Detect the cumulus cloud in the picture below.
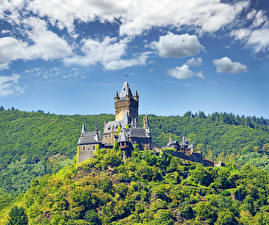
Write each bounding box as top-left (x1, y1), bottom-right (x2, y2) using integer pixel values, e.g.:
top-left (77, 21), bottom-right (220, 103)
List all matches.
top-left (64, 36), bottom-right (149, 70)
top-left (231, 28), bottom-right (269, 53)
top-left (0, 0), bottom-right (246, 36)
top-left (231, 9), bottom-right (269, 53)
top-left (0, 73), bottom-right (23, 96)
top-left (151, 32), bottom-right (203, 58)
top-left (167, 64), bottom-right (204, 80)
top-left (213, 57), bottom-right (247, 74)
top-left (0, 17), bottom-right (72, 70)
top-left (247, 29), bottom-right (269, 53)
top-left (186, 57), bottom-right (203, 67)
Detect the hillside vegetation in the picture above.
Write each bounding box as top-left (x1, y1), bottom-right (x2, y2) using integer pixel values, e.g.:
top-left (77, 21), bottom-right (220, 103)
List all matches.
top-left (2, 148), bottom-right (269, 224)
top-left (0, 107), bottom-right (269, 196)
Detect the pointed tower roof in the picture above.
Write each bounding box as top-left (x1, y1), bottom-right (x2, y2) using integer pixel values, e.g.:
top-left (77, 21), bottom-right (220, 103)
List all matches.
top-left (81, 123), bottom-right (86, 133)
top-left (115, 91), bottom-right (119, 99)
top-left (144, 114), bottom-right (151, 137)
top-left (120, 81), bottom-right (133, 98)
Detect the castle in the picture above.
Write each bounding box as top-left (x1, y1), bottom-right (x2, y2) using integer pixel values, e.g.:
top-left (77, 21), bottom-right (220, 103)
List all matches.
top-left (77, 82), bottom-right (152, 163)
top-left (77, 81), bottom-right (216, 167)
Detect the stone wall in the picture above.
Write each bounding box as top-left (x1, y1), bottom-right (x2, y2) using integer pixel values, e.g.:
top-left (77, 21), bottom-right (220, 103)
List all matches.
top-left (102, 132), bottom-right (115, 145)
top-left (114, 98), bottom-right (138, 122)
top-left (166, 150), bottom-right (214, 167)
top-left (130, 137), bottom-right (151, 150)
top-left (78, 144), bottom-right (97, 163)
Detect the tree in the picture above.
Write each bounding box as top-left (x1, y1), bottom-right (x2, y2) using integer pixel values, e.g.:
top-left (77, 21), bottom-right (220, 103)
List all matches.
top-left (84, 210), bottom-right (101, 225)
top-left (6, 206), bottom-right (28, 225)
top-left (216, 209), bottom-right (238, 225)
top-left (262, 143), bottom-right (269, 154)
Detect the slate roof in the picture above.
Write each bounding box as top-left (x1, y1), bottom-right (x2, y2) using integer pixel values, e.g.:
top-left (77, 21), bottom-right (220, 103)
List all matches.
top-left (119, 81), bottom-right (133, 100)
top-left (77, 131), bottom-right (102, 145)
top-left (123, 128), bottom-right (149, 138)
top-left (120, 82), bottom-right (130, 98)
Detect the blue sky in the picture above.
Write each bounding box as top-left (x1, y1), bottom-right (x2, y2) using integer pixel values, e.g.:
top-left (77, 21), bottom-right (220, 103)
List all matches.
top-left (0, 0), bottom-right (269, 118)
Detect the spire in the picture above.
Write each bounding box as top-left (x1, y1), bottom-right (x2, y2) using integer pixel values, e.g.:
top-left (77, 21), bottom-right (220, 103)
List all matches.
top-left (119, 81), bottom-right (133, 98)
top-left (127, 87), bottom-right (133, 98)
top-left (94, 121), bottom-right (100, 142)
top-left (81, 122), bottom-right (86, 133)
top-left (134, 90), bottom-right (139, 101)
top-left (115, 91), bottom-right (119, 98)
top-left (144, 115), bottom-right (151, 137)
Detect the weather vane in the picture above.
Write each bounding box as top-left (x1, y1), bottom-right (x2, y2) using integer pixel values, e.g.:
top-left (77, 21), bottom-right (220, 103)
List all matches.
top-left (125, 73), bottom-right (128, 81)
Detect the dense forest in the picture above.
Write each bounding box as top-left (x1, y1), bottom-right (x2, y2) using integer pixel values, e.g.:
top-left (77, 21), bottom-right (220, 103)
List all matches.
top-left (1, 148), bottom-right (269, 224)
top-left (1, 106), bottom-right (269, 223)
top-left (1, 107), bottom-right (269, 194)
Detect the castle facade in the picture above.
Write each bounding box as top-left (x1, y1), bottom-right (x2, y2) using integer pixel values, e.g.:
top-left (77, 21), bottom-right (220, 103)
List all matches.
top-left (77, 82), bottom-right (151, 163)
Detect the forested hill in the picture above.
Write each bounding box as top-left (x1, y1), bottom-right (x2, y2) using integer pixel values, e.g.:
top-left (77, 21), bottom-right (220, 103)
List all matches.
top-left (1, 107), bottom-right (269, 195)
top-left (2, 149), bottom-right (269, 224)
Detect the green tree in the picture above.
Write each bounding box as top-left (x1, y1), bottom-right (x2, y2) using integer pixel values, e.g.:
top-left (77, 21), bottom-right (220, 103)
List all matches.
top-left (216, 209), bottom-right (238, 225)
top-left (84, 210), bottom-right (101, 225)
top-left (6, 205), bottom-right (28, 225)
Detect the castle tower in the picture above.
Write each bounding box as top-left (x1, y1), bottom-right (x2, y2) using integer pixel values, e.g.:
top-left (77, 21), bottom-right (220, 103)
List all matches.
top-left (143, 114), bottom-right (151, 137)
top-left (114, 82), bottom-right (139, 127)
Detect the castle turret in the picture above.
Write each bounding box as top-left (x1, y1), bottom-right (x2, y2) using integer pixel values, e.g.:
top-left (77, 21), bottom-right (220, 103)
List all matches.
top-left (114, 91), bottom-right (119, 102)
top-left (94, 121), bottom-right (100, 142)
top-left (134, 90), bottom-right (139, 101)
top-left (114, 82), bottom-right (138, 126)
top-left (143, 115), bottom-right (151, 137)
top-left (81, 123), bottom-right (86, 133)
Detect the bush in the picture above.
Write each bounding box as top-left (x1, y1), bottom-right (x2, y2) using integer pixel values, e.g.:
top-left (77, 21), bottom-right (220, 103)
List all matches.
top-left (6, 205), bottom-right (28, 225)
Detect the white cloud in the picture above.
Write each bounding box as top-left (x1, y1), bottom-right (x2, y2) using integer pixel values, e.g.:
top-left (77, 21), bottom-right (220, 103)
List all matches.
top-left (64, 36), bottom-right (149, 70)
top-left (151, 32), bottom-right (203, 58)
top-left (24, 0), bottom-right (249, 36)
top-left (230, 9), bottom-right (269, 53)
top-left (0, 17), bottom-right (72, 70)
top-left (230, 28), bottom-right (251, 41)
top-left (251, 11), bottom-right (268, 29)
top-left (247, 29), bottom-right (269, 53)
top-left (231, 28), bottom-right (269, 53)
top-left (186, 57), bottom-right (203, 67)
top-left (0, 37), bottom-right (27, 70)
top-left (213, 57), bottom-right (247, 74)
top-left (167, 64), bottom-right (204, 80)
top-left (0, 73), bottom-right (23, 96)
top-left (103, 52), bottom-right (149, 70)
top-left (23, 17), bottom-right (73, 60)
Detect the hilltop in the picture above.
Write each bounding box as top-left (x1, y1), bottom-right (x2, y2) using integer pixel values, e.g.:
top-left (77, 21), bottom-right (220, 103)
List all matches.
top-left (2, 148), bottom-right (269, 224)
top-left (1, 107), bottom-right (269, 195)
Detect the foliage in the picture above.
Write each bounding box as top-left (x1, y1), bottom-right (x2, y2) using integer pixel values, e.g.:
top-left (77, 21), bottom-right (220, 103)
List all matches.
top-left (1, 148), bottom-right (269, 224)
top-left (6, 205), bottom-right (28, 225)
top-left (1, 107), bottom-right (269, 222)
